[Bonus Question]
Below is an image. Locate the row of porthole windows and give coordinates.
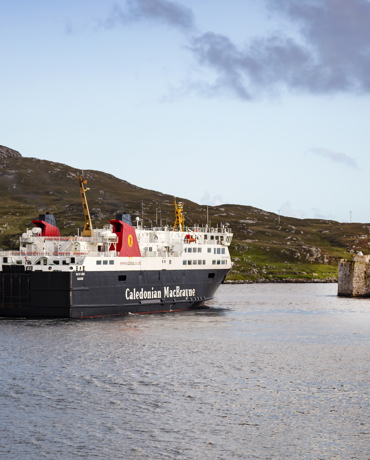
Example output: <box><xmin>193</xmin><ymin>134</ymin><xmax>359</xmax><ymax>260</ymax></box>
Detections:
<box><xmin>213</xmin><ymin>260</ymin><xmax>227</xmax><ymax>265</ymax></box>
<box><xmin>182</xmin><ymin>259</ymin><xmax>227</xmax><ymax>266</ymax></box>
<box><xmin>183</xmin><ymin>260</ymin><xmax>206</xmax><ymax>265</ymax></box>
<box><xmin>186</xmin><ymin>248</ymin><xmax>226</xmax><ymax>254</ymax></box>
<box><xmin>96</xmin><ymin>260</ymin><xmax>115</xmax><ymax>265</ymax></box>
<box><xmin>204</xmin><ymin>235</ymin><xmax>223</xmax><ymax>241</ymax></box>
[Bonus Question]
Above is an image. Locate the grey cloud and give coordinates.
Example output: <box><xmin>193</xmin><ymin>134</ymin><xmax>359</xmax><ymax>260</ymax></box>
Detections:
<box><xmin>189</xmin><ymin>0</ymin><xmax>370</xmax><ymax>98</ymax></box>
<box><xmin>308</xmin><ymin>148</ymin><xmax>358</xmax><ymax>168</ymax></box>
<box><xmin>103</xmin><ymin>0</ymin><xmax>195</xmax><ymax>30</ymax></box>
<box><xmin>190</xmin><ymin>32</ymin><xmax>314</xmax><ymax>99</ymax></box>
<box><xmin>101</xmin><ymin>0</ymin><xmax>370</xmax><ymax>98</ymax></box>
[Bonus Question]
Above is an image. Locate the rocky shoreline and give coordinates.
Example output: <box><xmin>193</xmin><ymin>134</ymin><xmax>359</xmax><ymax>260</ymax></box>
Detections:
<box><xmin>224</xmin><ymin>278</ymin><xmax>338</xmax><ymax>284</ymax></box>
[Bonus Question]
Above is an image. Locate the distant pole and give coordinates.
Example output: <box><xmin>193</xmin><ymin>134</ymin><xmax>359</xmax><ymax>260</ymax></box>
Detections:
<box><xmin>141</xmin><ymin>202</ymin><xmax>144</xmax><ymax>224</ymax></box>
<box><xmin>207</xmin><ymin>206</ymin><xmax>209</xmax><ymax>227</ymax></box>
<box><xmin>156</xmin><ymin>207</ymin><xmax>160</xmax><ymax>226</ymax></box>
<box><xmin>278</xmin><ymin>210</ymin><xmax>281</xmax><ymax>225</ymax></box>
<box><xmin>349</xmin><ymin>211</ymin><xmax>352</xmax><ymax>223</ymax></box>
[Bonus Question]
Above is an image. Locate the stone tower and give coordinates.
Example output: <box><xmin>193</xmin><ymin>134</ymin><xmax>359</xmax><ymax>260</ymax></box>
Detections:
<box><xmin>338</xmin><ymin>254</ymin><xmax>370</xmax><ymax>297</ymax></box>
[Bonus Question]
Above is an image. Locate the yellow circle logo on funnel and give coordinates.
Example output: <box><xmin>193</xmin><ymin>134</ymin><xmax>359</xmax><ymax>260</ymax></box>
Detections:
<box><xmin>128</xmin><ymin>234</ymin><xmax>133</xmax><ymax>247</ymax></box>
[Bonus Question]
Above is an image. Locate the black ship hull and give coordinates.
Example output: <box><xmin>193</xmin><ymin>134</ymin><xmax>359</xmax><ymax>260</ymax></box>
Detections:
<box><xmin>0</xmin><ymin>266</ymin><xmax>229</xmax><ymax>318</ymax></box>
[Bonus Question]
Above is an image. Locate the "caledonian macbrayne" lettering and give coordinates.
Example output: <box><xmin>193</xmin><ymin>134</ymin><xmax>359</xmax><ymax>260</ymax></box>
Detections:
<box><xmin>125</xmin><ymin>286</ymin><xmax>196</xmax><ymax>300</ymax></box>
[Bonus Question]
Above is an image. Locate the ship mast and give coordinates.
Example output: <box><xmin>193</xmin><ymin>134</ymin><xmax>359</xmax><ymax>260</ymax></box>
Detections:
<box><xmin>77</xmin><ymin>173</ymin><xmax>94</xmax><ymax>237</ymax></box>
<box><xmin>173</xmin><ymin>198</ymin><xmax>185</xmax><ymax>231</ymax></box>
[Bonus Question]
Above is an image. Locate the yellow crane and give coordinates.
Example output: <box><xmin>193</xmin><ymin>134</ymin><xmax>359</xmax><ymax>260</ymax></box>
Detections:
<box><xmin>173</xmin><ymin>198</ymin><xmax>185</xmax><ymax>231</ymax></box>
<box><xmin>77</xmin><ymin>173</ymin><xmax>94</xmax><ymax>237</ymax></box>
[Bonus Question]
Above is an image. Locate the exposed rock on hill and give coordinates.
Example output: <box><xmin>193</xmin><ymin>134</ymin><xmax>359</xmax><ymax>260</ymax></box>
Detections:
<box><xmin>0</xmin><ymin>145</ymin><xmax>22</xmax><ymax>159</ymax></box>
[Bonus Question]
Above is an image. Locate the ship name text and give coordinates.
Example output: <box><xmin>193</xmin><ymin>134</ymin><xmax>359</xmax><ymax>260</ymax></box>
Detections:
<box><xmin>125</xmin><ymin>286</ymin><xmax>196</xmax><ymax>300</ymax></box>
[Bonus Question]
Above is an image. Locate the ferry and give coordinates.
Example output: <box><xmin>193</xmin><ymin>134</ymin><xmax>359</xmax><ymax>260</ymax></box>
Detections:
<box><xmin>0</xmin><ymin>175</ymin><xmax>233</xmax><ymax>318</ymax></box>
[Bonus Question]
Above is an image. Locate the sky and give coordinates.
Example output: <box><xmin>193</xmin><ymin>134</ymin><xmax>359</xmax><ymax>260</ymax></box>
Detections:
<box><xmin>1</xmin><ymin>0</ymin><xmax>370</xmax><ymax>223</ymax></box>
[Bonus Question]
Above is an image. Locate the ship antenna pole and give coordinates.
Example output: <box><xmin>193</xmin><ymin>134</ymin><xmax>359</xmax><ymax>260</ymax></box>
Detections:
<box><xmin>77</xmin><ymin>172</ymin><xmax>94</xmax><ymax>237</ymax></box>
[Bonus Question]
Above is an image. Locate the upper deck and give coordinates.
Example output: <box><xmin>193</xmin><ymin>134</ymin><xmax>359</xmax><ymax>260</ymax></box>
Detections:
<box><xmin>136</xmin><ymin>224</ymin><xmax>233</xmax><ymax>245</ymax></box>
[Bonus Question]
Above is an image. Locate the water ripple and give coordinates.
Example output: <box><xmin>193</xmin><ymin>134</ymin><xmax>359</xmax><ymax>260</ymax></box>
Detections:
<box><xmin>1</xmin><ymin>284</ymin><xmax>370</xmax><ymax>459</ymax></box>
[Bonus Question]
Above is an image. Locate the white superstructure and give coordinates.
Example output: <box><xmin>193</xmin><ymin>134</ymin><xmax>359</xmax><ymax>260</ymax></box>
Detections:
<box><xmin>0</xmin><ymin>223</ymin><xmax>233</xmax><ymax>273</ymax></box>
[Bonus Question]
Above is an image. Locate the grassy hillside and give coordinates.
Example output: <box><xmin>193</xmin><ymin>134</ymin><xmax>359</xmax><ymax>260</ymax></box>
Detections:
<box><xmin>1</xmin><ymin>146</ymin><xmax>367</xmax><ymax>282</ymax></box>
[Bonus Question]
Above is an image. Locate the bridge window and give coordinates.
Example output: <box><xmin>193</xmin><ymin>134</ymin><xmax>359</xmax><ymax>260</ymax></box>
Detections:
<box><xmin>96</xmin><ymin>260</ymin><xmax>102</xmax><ymax>265</ymax></box>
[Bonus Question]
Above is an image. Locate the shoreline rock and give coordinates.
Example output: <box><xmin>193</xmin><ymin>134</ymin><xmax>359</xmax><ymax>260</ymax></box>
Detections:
<box><xmin>224</xmin><ymin>278</ymin><xmax>338</xmax><ymax>284</ymax></box>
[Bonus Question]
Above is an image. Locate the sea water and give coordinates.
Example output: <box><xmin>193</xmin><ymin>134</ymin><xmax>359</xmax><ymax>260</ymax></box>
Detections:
<box><xmin>1</xmin><ymin>284</ymin><xmax>369</xmax><ymax>459</ymax></box>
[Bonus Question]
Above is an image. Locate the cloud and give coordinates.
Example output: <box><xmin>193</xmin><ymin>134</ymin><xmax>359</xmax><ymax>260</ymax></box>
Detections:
<box><xmin>311</xmin><ymin>208</ymin><xmax>335</xmax><ymax>220</ymax></box>
<box><xmin>188</xmin><ymin>0</ymin><xmax>370</xmax><ymax>98</ymax></box>
<box><xmin>100</xmin><ymin>0</ymin><xmax>370</xmax><ymax>99</ymax></box>
<box><xmin>307</xmin><ymin>148</ymin><xmax>358</xmax><ymax>168</ymax></box>
<box><xmin>201</xmin><ymin>191</ymin><xmax>224</xmax><ymax>207</ymax></box>
<box><xmin>189</xmin><ymin>33</ymin><xmax>255</xmax><ymax>100</ymax></box>
<box><xmin>102</xmin><ymin>0</ymin><xmax>195</xmax><ymax>31</ymax></box>
<box><xmin>280</xmin><ymin>201</ymin><xmax>306</xmax><ymax>219</ymax></box>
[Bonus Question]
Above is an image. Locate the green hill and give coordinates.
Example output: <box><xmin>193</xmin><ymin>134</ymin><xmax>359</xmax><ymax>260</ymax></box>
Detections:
<box><xmin>1</xmin><ymin>145</ymin><xmax>365</xmax><ymax>282</ymax></box>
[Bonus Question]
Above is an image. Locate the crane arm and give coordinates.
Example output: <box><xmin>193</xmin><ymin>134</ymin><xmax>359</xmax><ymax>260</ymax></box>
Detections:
<box><xmin>77</xmin><ymin>174</ymin><xmax>94</xmax><ymax>237</ymax></box>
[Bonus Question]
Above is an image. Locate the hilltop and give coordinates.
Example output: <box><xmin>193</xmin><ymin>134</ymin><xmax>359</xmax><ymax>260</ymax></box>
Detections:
<box><xmin>0</xmin><ymin>146</ymin><xmax>367</xmax><ymax>282</ymax></box>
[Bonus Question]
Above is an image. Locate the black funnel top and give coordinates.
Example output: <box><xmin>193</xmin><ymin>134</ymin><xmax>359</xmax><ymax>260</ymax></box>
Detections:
<box><xmin>38</xmin><ymin>213</ymin><xmax>57</xmax><ymax>227</ymax></box>
<box><xmin>116</xmin><ymin>213</ymin><xmax>132</xmax><ymax>226</ymax></box>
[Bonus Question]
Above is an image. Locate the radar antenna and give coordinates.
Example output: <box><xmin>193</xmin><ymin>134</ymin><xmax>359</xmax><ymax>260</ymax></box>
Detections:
<box><xmin>77</xmin><ymin>172</ymin><xmax>94</xmax><ymax>237</ymax></box>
